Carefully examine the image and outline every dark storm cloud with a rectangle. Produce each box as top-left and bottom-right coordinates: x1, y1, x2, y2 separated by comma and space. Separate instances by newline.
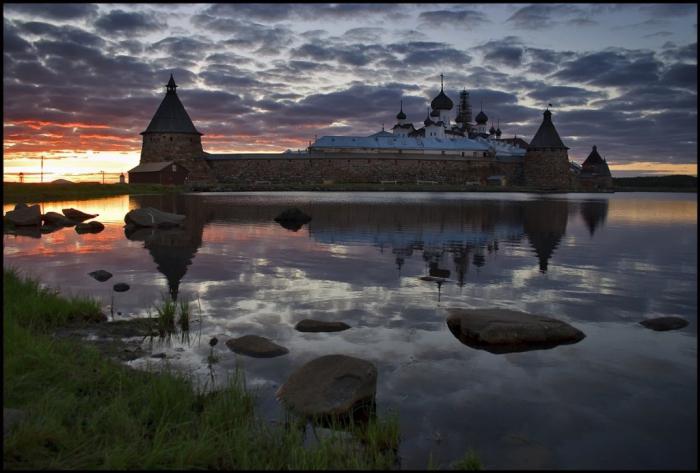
551, 50, 663, 87
527, 86, 606, 106
484, 46, 524, 68
94, 9, 165, 36
663, 42, 697, 62
506, 4, 585, 29
387, 42, 471, 68
661, 63, 698, 89
3, 20, 35, 56
418, 9, 489, 28
590, 85, 697, 113
4, 3, 98, 20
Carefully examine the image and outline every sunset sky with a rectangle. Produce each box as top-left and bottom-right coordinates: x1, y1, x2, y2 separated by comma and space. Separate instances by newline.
3, 3, 697, 182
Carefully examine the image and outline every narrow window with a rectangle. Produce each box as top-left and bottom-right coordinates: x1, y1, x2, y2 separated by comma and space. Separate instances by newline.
171, 164, 177, 172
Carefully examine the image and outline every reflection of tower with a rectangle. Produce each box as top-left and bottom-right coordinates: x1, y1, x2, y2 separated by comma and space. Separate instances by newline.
127, 195, 205, 300
580, 200, 609, 236
453, 245, 471, 287
522, 199, 569, 272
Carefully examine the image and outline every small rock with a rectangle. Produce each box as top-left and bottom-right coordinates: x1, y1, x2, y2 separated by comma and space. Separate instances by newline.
75, 221, 105, 234
4, 408, 26, 436
276, 354, 377, 418
89, 270, 113, 282
113, 283, 130, 292
295, 319, 351, 333
640, 317, 689, 332
62, 208, 98, 222
5, 204, 41, 226
446, 308, 585, 354
209, 337, 218, 347
225, 335, 288, 358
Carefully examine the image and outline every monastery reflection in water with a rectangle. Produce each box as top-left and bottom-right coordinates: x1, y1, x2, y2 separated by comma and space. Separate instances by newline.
126, 195, 609, 298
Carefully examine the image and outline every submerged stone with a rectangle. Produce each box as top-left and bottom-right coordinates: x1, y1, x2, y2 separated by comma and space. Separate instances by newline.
75, 221, 105, 234
89, 270, 113, 282
295, 319, 351, 333
225, 335, 288, 358
124, 207, 185, 228
446, 308, 585, 354
113, 283, 130, 292
639, 317, 689, 332
277, 354, 377, 418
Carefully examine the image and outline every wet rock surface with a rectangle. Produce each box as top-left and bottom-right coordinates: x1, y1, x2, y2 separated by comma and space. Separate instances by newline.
639, 317, 689, 331
446, 308, 585, 354
124, 207, 185, 228
89, 270, 113, 282
276, 354, 377, 418
62, 208, 98, 222
113, 283, 130, 292
225, 335, 289, 358
75, 221, 105, 234
295, 319, 351, 333
5, 204, 41, 226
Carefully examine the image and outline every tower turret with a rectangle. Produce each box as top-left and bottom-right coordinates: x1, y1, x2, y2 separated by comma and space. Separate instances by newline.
523, 107, 571, 189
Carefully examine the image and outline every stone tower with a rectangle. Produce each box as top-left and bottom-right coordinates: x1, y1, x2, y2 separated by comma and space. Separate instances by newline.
140, 74, 211, 181
524, 108, 571, 189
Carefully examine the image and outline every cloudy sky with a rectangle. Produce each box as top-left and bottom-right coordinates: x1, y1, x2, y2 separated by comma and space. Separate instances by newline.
3, 3, 697, 181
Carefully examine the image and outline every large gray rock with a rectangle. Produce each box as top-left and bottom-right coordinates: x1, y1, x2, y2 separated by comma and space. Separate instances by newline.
276, 354, 377, 418
446, 308, 585, 354
225, 335, 288, 358
62, 208, 98, 222
640, 317, 689, 331
4, 408, 26, 436
124, 207, 186, 228
75, 221, 105, 234
5, 204, 41, 226
295, 319, 351, 333
43, 211, 76, 227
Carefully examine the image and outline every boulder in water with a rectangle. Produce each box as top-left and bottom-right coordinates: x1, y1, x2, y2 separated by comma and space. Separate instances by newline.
276, 354, 377, 418
446, 308, 585, 354
5, 204, 41, 226
43, 211, 76, 227
124, 207, 186, 228
225, 335, 288, 358
295, 319, 351, 333
639, 317, 689, 331
62, 208, 98, 222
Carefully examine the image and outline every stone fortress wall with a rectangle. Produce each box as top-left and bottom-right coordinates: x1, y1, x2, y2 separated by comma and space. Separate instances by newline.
204, 153, 524, 185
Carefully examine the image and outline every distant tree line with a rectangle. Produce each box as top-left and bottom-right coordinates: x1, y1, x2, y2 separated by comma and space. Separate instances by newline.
613, 175, 697, 189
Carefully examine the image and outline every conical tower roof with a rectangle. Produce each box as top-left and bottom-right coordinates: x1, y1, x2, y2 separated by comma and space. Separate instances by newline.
528, 109, 567, 150
141, 74, 202, 136
582, 145, 604, 166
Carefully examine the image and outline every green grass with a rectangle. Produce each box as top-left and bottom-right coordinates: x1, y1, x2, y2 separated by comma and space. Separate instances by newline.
3, 182, 182, 204
3, 268, 402, 469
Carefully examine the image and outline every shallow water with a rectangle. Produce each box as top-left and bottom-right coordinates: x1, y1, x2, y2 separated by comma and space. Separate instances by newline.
3, 192, 697, 469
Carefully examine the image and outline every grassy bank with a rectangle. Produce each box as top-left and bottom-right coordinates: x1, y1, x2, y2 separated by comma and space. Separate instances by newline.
3, 183, 182, 205
3, 268, 403, 469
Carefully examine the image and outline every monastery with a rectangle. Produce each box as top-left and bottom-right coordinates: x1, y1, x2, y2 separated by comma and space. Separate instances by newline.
129, 74, 612, 190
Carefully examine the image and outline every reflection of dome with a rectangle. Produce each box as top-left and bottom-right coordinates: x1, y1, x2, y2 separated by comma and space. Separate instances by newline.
580, 200, 609, 236
523, 200, 569, 272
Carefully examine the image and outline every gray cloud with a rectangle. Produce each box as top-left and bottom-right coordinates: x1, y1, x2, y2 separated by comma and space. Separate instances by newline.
507, 4, 586, 29
527, 85, 606, 107
94, 9, 166, 36
418, 9, 489, 28
4, 3, 98, 20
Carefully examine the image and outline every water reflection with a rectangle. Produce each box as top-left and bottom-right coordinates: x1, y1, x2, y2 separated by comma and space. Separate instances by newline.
580, 200, 609, 236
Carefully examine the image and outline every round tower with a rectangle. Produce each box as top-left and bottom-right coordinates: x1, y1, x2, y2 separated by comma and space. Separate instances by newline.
140, 74, 211, 181
524, 108, 571, 189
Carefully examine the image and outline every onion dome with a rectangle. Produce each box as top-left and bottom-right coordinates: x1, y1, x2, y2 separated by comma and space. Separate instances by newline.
396, 100, 406, 120
489, 125, 496, 135
496, 128, 502, 138
423, 109, 434, 126
475, 110, 488, 125
430, 73, 453, 110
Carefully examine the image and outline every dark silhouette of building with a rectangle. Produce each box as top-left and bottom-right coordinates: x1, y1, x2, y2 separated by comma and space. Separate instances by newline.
128, 161, 190, 185
522, 199, 569, 272
579, 145, 613, 190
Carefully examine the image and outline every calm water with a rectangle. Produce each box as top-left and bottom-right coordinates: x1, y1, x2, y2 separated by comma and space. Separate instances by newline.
3, 192, 697, 469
